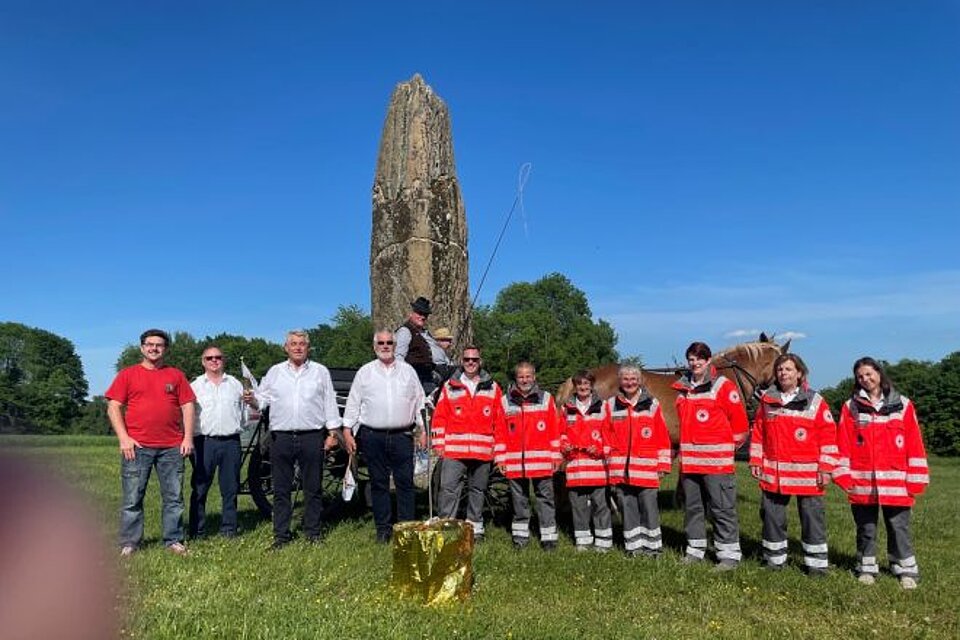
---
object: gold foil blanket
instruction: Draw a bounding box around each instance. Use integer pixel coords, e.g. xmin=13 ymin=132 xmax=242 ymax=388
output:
xmin=391 ymin=518 xmax=474 ymax=604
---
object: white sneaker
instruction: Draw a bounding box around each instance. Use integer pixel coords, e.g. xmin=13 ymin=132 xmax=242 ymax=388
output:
xmin=900 ymin=576 xmax=918 ymax=590
xmin=858 ymin=573 xmax=876 ymax=585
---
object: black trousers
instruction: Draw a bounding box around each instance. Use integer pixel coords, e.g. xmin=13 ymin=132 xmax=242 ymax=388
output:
xmin=360 ymin=427 xmax=415 ymax=540
xmin=270 ymin=430 xmax=324 ymax=542
xmin=189 ymin=434 xmax=242 ymax=537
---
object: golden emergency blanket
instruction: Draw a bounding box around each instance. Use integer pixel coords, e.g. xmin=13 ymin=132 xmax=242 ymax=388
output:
xmin=391 ymin=518 xmax=474 ymax=604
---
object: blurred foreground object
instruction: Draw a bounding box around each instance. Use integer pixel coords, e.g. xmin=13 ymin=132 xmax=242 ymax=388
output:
xmin=391 ymin=518 xmax=473 ymax=604
xmin=0 ymin=455 xmax=118 ymax=639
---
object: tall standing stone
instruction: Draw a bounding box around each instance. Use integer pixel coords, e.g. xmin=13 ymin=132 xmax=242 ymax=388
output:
xmin=371 ymin=74 xmax=471 ymax=349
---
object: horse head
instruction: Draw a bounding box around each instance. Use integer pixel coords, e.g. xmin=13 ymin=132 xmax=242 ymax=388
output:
xmin=712 ymin=334 xmax=785 ymax=399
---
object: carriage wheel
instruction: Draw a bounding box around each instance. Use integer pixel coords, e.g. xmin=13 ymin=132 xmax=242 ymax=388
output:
xmin=247 ymin=442 xmax=361 ymax=520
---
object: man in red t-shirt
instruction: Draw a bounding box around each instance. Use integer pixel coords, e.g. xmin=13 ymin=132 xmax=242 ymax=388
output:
xmin=106 ymin=329 xmax=196 ymax=556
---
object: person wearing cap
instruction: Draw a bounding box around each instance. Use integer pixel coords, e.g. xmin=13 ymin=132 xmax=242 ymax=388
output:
xmin=395 ymin=296 xmax=437 ymax=385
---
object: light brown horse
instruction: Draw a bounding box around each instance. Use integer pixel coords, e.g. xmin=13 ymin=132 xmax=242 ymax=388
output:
xmin=555 ymin=334 xmax=789 ymax=446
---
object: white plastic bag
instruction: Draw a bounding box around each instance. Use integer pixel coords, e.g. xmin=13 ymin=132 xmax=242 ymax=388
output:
xmin=342 ymin=456 xmax=357 ymax=502
xmin=414 ymin=449 xmax=430 ymax=478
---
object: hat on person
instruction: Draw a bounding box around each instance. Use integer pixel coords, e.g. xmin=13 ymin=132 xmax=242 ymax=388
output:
xmin=434 ymin=327 xmax=453 ymax=341
xmin=411 ymin=297 xmax=432 ymax=316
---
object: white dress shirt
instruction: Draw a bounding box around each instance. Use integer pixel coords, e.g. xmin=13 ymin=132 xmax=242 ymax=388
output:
xmin=191 ymin=373 xmax=245 ymax=437
xmin=256 ymin=360 xmax=342 ymax=432
xmin=342 ymin=358 xmax=425 ymax=434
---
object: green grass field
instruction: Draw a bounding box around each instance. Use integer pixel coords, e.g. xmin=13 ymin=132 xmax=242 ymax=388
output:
xmin=5 ymin=435 xmax=958 ymax=639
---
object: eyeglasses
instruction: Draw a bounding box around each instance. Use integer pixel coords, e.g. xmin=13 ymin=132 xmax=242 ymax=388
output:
xmin=204 ymin=355 xmax=224 ymax=361
xmin=376 ymin=340 xmax=395 ymax=346
xmin=437 ymin=338 xmax=452 ymax=343
xmin=462 ymin=357 xmax=481 ymax=363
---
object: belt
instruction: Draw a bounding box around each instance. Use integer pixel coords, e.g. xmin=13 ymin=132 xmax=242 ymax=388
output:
xmin=361 ymin=424 xmax=414 ymax=434
xmin=273 ymin=429 xmax=324 ymax=435
xmin=198 ymin=434 xmax=241 ymax=441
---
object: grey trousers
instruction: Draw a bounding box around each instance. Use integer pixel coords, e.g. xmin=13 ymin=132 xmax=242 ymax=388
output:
xmin=852 ymin=503 xmax=919 ymax=579
xmin=683 ymin=473 xmax=741 ymax=563
xmin=616 ymin=485 xmax=662 ymax=554
xmin=437 ymin=457 xmax=491 ymax=535
xmin=569 ymin=486 xmax=613 ymax=549
xmin=760 ymin=491 xmax=828 ymax=570
xmin=509 ymin=477 xmax=557 ymax=543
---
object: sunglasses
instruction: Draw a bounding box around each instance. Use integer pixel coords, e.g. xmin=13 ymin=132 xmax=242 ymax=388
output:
xmin=462 ymin=357 xmax=481 ymax=363
xmin=376 ymin=340 xmax=395 ymax=346
xmin=203 ymin=355 xmax=224 ymax=361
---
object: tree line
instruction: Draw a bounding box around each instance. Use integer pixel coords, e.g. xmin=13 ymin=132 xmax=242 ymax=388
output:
xmin=4 ymin=274 xmax=959 ymax=456
xmin=0 ymin=275 xmax=618 ymax=436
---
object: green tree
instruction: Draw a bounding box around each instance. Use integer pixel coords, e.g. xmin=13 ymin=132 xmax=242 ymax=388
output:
xmin=0 ymin=322 xmax=88 ymax=433
xmin=309 ymin=305 xmax=375 ymax=368
xmin=115 ymin=332 xmax=284 ymax=382
xmin=472 ymin=273 xmax=619 ymax=389
xmin=73 ymin=395 xmax=111 ymax=435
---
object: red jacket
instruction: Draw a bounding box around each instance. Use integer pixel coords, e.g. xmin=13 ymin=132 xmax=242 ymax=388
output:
xmin=560 ymin=395 xmax=607 ymax=487
xmin=749 ymin=387 xmax=838 ymax=495
xmin=673 ymin=373 xmax=748 ymax=475
xmin=833 ymin=390 xmax=929 ymax=506
xmin=431 ymin=372 xmax=504 ymax=461
xmin=603 ymin=391 xmax=672 ymax=488
xmin=495 ymin=384 xmax=561 ymax=479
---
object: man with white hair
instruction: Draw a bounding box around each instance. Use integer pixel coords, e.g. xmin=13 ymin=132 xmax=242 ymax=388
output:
xmin=251 ymin=330 xmax=344 ymax=550
xmin=342 ymin=330 xmax=426 ymax=543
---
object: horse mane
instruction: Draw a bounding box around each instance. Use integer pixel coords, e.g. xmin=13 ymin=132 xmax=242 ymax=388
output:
xmin=714 ymin=340 xmax=778 ymax=365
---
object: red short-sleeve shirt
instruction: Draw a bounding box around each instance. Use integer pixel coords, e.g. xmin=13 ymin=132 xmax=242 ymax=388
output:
xmin=105 ymin=365 xmax=196 ymax=448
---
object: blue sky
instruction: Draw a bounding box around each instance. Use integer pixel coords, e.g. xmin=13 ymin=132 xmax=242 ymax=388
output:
xmin=2 ymin=1 xmax=958 ymax=396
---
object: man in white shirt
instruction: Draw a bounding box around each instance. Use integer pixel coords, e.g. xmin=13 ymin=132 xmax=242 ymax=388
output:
xmin=251 ymin=330 xmax=345 ymax=549
xmin=188 ymin=345 xmax=246 ymax=538
xmin=342 ymin=330 xmax=425 ymax=543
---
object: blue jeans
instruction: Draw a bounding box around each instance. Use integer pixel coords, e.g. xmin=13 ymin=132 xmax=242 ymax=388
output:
xmin=119 ymin=446 xmax=185 ymax=548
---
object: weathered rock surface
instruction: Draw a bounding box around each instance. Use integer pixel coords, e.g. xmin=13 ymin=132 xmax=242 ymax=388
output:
xmin=371 ymin=74 xmax=471 ymax=349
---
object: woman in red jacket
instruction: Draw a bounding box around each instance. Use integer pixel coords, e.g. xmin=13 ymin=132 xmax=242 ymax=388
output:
xmin=673 ymin=341 xmax=749 ymax=570
xmin=834 ymin=357 xmax=929 ymax=590
xmin=560 ymin=370 xmax=612 ymax=552
xmin=749 ymin=354 xmax=838 ymax=576
xmin=603 ymin=365 xmax=672 ymax=557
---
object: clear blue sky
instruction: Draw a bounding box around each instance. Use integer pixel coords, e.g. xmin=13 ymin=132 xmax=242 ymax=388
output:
xmin=2 ymin=1 xmax=958 ymax=396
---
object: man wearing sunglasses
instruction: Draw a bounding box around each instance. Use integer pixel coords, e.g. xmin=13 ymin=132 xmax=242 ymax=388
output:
xmin=188 ymin=346 xmax=245 ymax=539
xmin=432 ymin=346 xmax=504 ymax=542
xmin=342 ymin=330 xmax=426 ymax=543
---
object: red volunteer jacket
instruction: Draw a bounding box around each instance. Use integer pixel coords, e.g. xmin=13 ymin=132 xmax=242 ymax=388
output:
xmin=431 ymin=371 xmax=504 ymax=461
xmin=560 ymin=395 xmax=607 ymax=487
xmin=673 ymin=372 xmax=748 ymax=475
xmin=749 ymin=386 xmax=838 ymax=496
xmin=494 ymin=384 xmax=561 ymax=479
xmin=833 ymin=390 xmax=929 ymax=506
xmin=602 ymin=391 xmax=672 ymax=488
